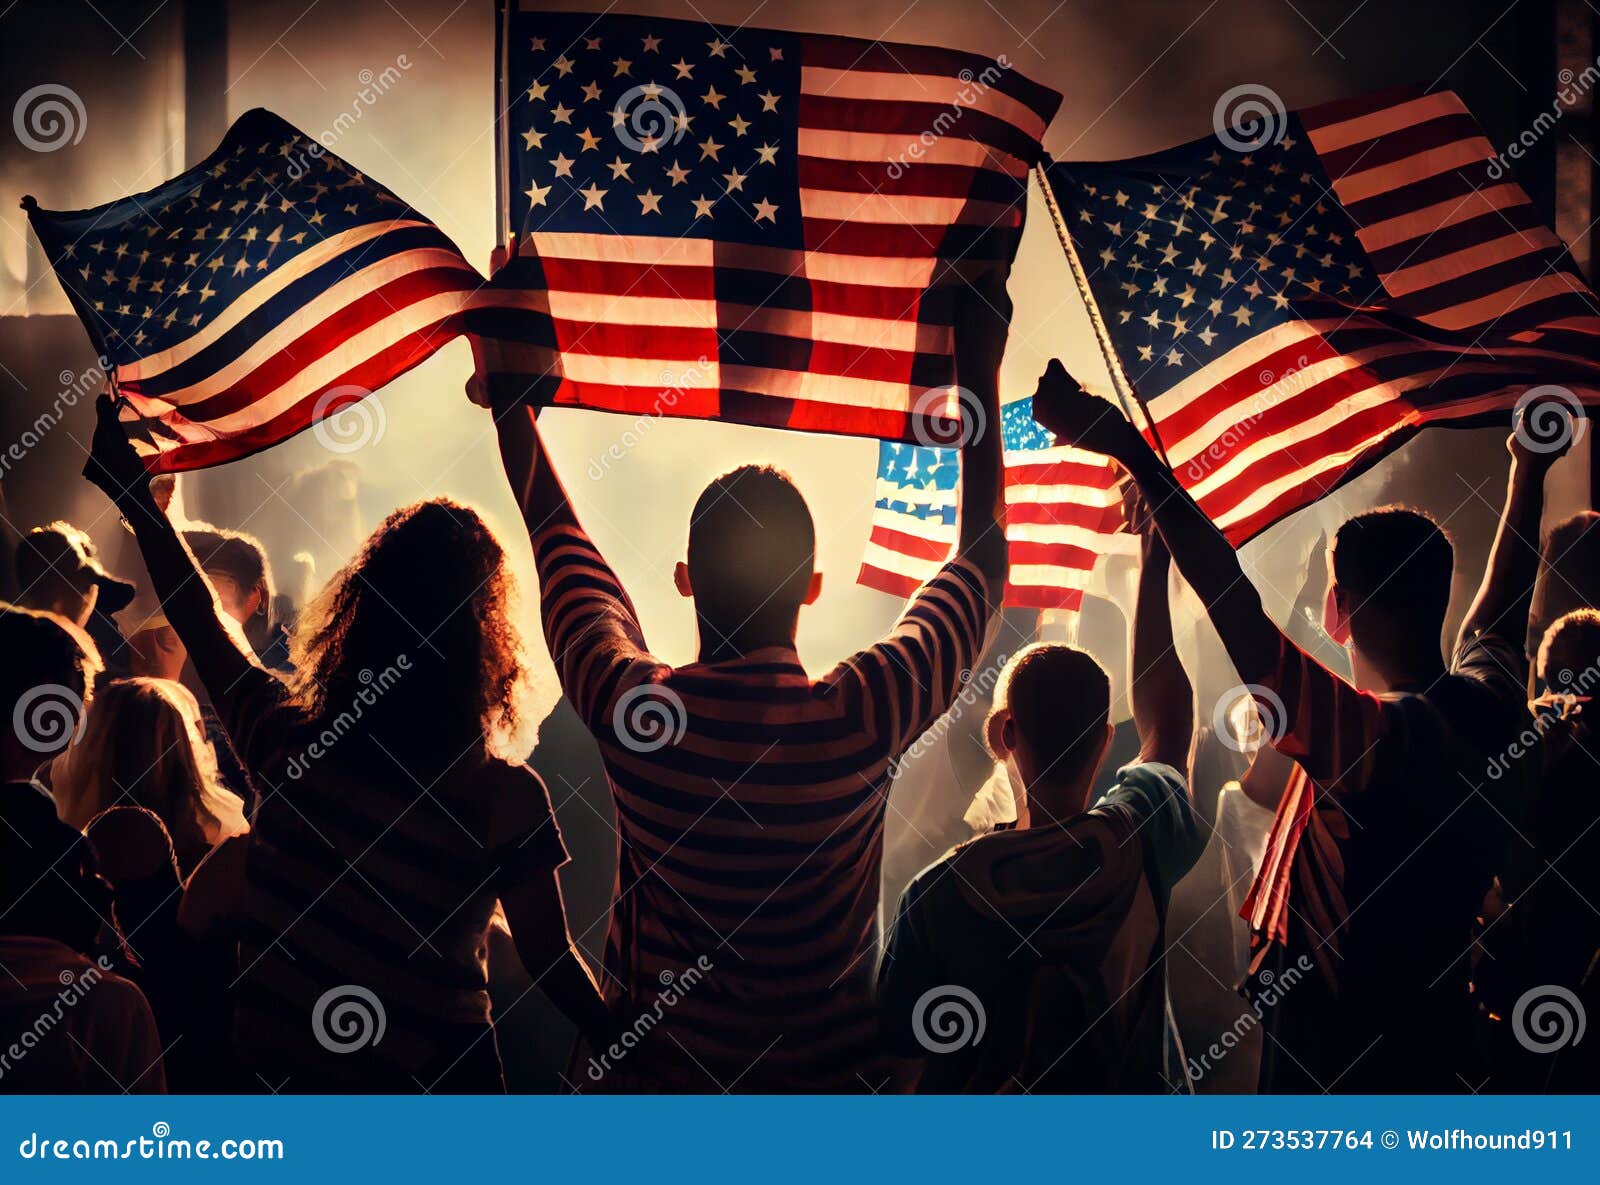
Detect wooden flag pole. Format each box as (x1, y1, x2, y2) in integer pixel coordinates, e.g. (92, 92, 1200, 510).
(493, 0, 510, 255)
(1035, 157, 1173, 468)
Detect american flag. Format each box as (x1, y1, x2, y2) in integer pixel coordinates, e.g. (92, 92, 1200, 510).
(472, 7, 1060, 441)
(26, 108, 490, 472)
(858, 397, 1128, 611)
(1046, 87, 1600, 546)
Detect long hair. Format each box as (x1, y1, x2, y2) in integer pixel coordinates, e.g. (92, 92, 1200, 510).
(287, 498, 533, 769)
(54, 677, 245, 875)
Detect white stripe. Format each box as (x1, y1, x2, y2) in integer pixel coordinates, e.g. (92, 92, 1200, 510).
(800, 66, 1048, 141)
(1304, 91, 1469, 155)
(800, 188, 1017, 226)
(120, 220, 441, 383)
(128, 252, 483, 407)
(797, 128, 1028, 176)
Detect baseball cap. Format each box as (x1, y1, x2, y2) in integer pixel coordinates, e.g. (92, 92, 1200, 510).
(14, 521, 137, 613)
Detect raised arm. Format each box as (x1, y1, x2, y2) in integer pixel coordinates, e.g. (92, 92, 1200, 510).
(951, 274, 1010, 602)
(1031, 363, 1280, 683)
(1124, 485, 1194, 771)
(1454, 414, 1571, 655)
(82, 395, 258, 696)
(1032, 365, 1382, 794)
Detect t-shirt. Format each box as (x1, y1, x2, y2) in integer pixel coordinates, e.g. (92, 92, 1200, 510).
(535, 523, 993, 1092)
(878, 762, 1204, 1093)
(212, 666, 569, 1089)
(1241, 628, 1529, 1091)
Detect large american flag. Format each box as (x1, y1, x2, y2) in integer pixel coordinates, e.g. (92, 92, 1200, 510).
(1046, 87, 1600, 546)
(27, 108, 490, 472)
(859, 397, 1127, 610)
(472, 7, 1060, 441)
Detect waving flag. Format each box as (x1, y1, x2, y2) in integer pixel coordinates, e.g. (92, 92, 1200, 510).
(1044, 87, 1600, 545)
(473, 7, 1061, 442)
(25, 108, 492, 472)
(859, 397, 1128, 611)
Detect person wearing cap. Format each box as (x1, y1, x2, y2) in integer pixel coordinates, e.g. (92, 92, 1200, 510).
(13, 521, 138, 681)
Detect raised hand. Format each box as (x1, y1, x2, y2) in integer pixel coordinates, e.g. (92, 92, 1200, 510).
(83, 393, 153, 510)
(1031, 359, 1140, 460)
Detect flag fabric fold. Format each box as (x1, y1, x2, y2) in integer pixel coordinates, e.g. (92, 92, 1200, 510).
(26, 107, 492, 472)
(473, 7, 1061, 443)
(1042, 87, 1600, 547)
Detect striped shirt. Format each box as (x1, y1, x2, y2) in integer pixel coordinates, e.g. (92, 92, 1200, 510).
(535, 524, 992, 1091)
(217, 665, 569, 1090)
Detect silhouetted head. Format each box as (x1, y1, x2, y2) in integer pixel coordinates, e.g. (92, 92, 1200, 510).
(985, 642, 1113, 822)
(0, 603, 102, 779)
(1529, 511, 1600, 660)
(1538, 608, 1600, 696)
(13, 521, 134, 626)
(290, 499, 532, 768)
(1326, 506, 1453, 681)
(184, 526, 274, 647)
(676, 465, 820, 657)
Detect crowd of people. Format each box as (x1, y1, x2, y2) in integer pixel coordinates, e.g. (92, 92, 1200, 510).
(0, 280, 1596, 1094)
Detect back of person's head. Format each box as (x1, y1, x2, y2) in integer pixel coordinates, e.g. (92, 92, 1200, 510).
(1538, 608, 1600, 698)
(291, 498, 532, 767)
(0, 813, 108, 950)
(183, 525, 274, 640)
(987, 643, 1112, 802)
(0, 604, 102, 767)
(683, 465, 816, 649)
(1530, 512, 1600, 657)
(1330, 506, 1453, 663)
(52, 677, 233, 871)
(13, 521, 131, 626)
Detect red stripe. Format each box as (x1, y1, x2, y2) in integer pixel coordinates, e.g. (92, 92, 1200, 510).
(144, 314, 467, 473)
(868, 523, 950, 562)
(138, 264, 479, 421)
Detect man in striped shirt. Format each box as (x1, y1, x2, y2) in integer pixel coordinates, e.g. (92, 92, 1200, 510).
(486, 281, 1008, 1091)
(1035, 361, 1560, 1093)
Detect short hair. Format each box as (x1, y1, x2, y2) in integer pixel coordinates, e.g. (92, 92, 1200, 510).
(184, 526, 273, 625)
(1537, 608, 1600, 693)
(686, 465, 815, 634)
(0, 603, 103, 752)
(993, 642, 1111, 781)
(14, 521, 99, 604)
(1331, 506, 1453, 638)
(1534, 511, 1600, 624)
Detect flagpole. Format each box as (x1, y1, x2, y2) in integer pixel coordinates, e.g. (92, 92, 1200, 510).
(1034, 157, 1173, 468)
(494, 0, 510, 254)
